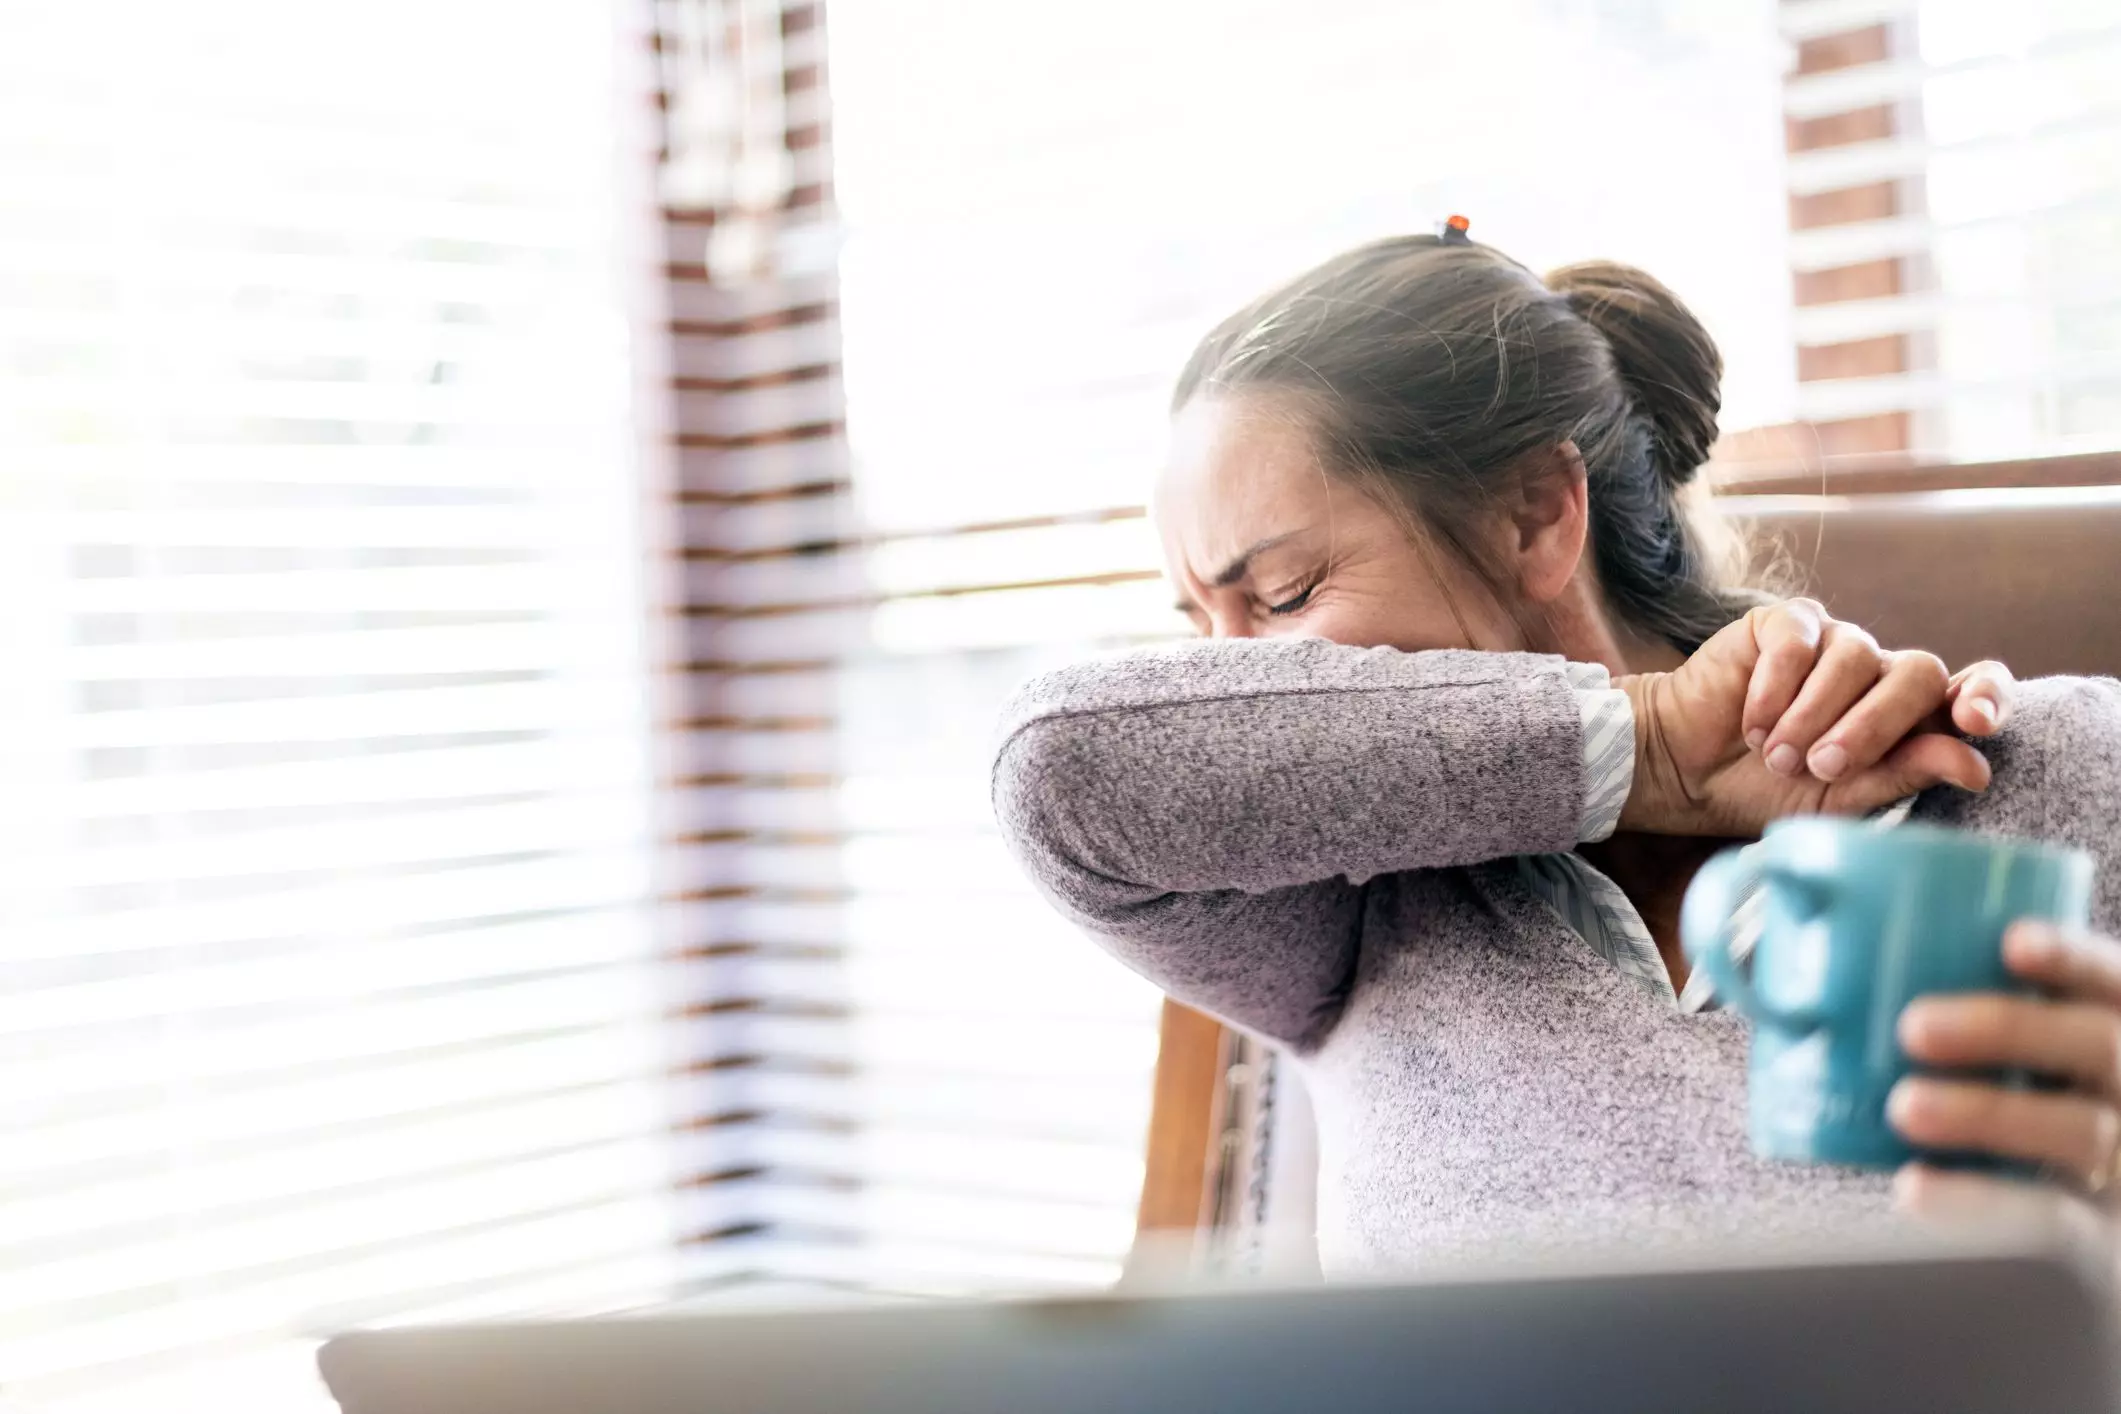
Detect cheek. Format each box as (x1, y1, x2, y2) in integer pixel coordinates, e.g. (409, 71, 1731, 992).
(1296, 541, 1473, 653)
(1302, 572, 1531, 655)
(1300, 593, 1464, 654)
(1354, 546, 1530, 654)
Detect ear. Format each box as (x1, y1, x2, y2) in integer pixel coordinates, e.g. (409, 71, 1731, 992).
(1506, 441, 1590, 605)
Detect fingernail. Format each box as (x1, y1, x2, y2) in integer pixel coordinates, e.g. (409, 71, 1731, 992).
(1809, 743, 1849, 781)
(1967, 697, 1997, 730)
(1887, 1080, 1928, 1129)
(1766, 743, 1801, 776)
(1744, 729, 1766, 752)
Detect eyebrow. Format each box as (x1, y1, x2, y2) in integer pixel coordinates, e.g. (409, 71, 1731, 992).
(1210, 532, 1303, 588)
(1172, 531, 1314, 614)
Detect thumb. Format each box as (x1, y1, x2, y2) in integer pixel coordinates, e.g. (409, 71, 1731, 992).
(1828, 733, 1991, 814)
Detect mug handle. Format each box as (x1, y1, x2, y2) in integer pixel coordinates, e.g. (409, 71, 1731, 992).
(1681, 845, 1829, 1032)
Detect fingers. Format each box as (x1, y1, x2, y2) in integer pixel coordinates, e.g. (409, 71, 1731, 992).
(1731, 602, 2012, 793)
(1792, 649, 1953, 783)
(1739, 599, 1827, 751)
(1896, 936, 2121, 1214)
(2004, 922, 2121, 1010)
(1820, 730, 1990, 816)
(1949, 660, 2016, 737)
(1901, 992, 2121, 1095)
(1889, 1077, 2121, 1188)
(1758, 622, 1886, 776)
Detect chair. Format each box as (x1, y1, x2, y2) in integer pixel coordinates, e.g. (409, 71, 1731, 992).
(1131, 453, 2121, 1274)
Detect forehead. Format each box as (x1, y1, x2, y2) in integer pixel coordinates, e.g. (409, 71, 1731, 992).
(1156, 396, 1327, 564)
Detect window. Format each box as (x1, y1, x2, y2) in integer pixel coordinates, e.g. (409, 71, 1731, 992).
(0, 3, 678, 1407)
(13, 0, 2109, 1396)
(1783, 0, 2121, 460)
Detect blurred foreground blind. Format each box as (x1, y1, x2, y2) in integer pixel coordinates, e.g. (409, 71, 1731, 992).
(654, 1, 1166, 1298)
(1782, 0, 2121, 458)
(0, 3, 678, 1408)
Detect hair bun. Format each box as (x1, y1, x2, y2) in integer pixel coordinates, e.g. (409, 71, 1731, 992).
(1547, 261, 1722, 487)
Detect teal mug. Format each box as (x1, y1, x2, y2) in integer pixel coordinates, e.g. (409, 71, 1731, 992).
(1681, 818, 2094, 1170)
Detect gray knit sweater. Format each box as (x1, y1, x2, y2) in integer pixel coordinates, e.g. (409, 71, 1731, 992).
(990, 639, 2121, 1274)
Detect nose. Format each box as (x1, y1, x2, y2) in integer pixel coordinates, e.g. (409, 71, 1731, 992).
(1205, 608, 1258, 641)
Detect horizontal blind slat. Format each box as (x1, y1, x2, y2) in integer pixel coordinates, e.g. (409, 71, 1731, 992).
(701, 1012, 1158, 1079)
(56, 680, 638, 749)
(66, 624, 584, 681)
(677, 578, 1177, 659)
(58, 738, 641, 817)
(2, 1146, 673, 1322)
(671, 320, 842, 383)
(681, 1182, 1136, 1260)
(3, 1200, 676, 1391)
(723, 1071, 1152, 1147)
(24, 448, 614, 489)
(4, 1110, 669, 1274)
(680, 516, 1163, 608)
(49, 507, 581, 551)
(7, 854, 645, 964)
(1795, 357, 2121, 420)
(671, 375, 845, 441)
(670, 890, 1085, 954)
(0, 244, 603, 308)
(2, 1025, 663, 1160)
(24, 800, 647, 892)
(705, 1127, 1144, 1203)
(667, 834, 1029, 894)
(5, 1021, 665, 1183)
(761, 1239, 1122, 1298)
(2, 912, 659, 1035)
(666, 780, 995, 835)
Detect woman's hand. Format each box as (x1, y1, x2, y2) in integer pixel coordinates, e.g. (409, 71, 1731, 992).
(1616, 599, 2014, 836)
(1890, 922, 2121, 1229)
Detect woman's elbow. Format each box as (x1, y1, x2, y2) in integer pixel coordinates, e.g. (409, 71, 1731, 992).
(992, 714, 1160, 929)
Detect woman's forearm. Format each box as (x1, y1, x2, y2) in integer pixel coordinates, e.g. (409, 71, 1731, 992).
(993, 638, 1615, 900)
(989, 638, 1618, 1045)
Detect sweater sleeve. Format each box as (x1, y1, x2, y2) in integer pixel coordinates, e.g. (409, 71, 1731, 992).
(989, 638, 1622, 1048)
(1912, 675, 2121, 935)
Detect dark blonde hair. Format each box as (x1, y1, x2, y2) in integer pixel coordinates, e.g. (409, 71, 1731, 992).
(1173, 234, 1759, 652)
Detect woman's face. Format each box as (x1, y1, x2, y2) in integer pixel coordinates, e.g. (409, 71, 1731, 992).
(1156, 395, 1526, 653)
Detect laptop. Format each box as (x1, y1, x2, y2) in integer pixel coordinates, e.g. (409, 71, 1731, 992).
(319, 1225, 2119, 1414)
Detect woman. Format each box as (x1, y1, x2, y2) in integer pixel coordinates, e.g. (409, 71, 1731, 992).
(991, 231, 2121, 1272)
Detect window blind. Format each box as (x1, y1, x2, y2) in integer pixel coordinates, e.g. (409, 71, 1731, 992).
(652, 0, 1169, 1299)
(0, 3, 684, 1409)
(1782, 0, 2121, 458)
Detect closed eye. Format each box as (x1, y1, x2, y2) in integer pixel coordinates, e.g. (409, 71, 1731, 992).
(1265, 583, 1316, 616)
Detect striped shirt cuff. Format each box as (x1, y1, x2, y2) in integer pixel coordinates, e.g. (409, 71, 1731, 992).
(1565, 662, 1634, 844)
